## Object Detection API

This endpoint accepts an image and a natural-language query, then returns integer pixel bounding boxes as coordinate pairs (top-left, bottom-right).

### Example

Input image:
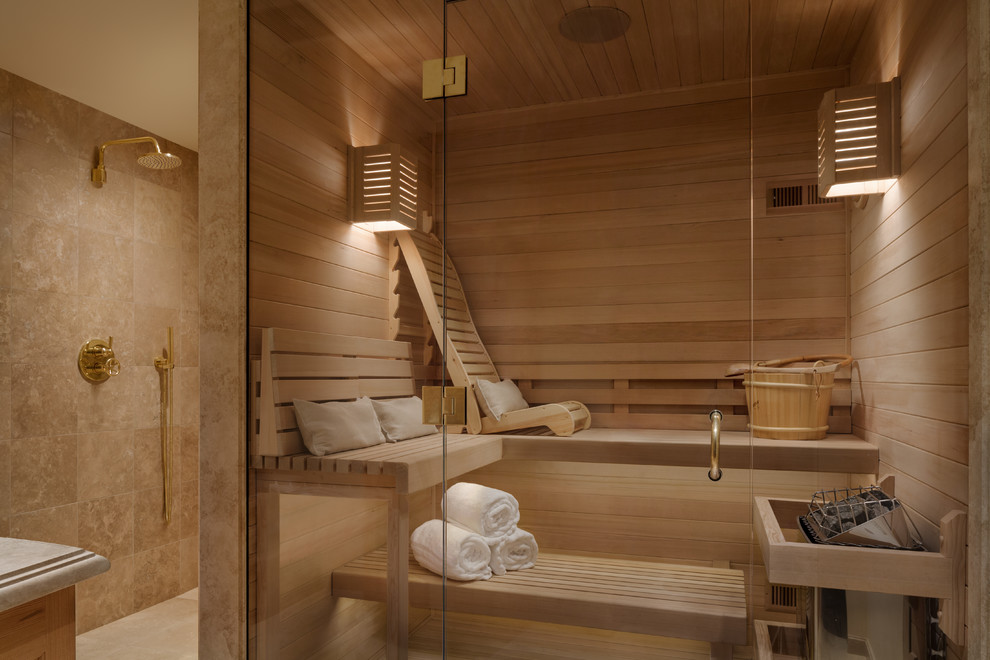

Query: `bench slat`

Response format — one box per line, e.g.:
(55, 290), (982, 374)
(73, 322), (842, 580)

(333, 548), (747, 645)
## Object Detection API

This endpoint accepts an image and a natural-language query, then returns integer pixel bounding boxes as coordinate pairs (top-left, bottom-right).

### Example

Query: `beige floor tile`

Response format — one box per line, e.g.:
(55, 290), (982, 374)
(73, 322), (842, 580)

(76, 588), (197, 660)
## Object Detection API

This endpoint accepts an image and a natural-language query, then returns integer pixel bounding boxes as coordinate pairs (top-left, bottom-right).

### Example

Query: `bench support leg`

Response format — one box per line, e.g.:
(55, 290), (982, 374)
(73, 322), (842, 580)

(257, 486), (280, 659)
(386, 492), (409, 660)
(710, 642), (733, 660)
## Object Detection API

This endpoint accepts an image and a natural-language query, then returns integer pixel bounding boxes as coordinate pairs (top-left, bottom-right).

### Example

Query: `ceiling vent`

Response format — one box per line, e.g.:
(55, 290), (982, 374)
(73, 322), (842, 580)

(766, 179), (844, 215)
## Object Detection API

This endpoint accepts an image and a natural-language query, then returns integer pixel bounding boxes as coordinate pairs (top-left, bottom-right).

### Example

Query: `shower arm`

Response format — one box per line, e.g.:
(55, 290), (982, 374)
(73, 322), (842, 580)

(92, 136), (167, 184)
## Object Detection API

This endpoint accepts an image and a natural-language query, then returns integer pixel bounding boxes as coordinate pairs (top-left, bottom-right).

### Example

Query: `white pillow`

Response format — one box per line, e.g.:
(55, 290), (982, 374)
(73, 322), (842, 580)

(475, 379), (529, 421)
(292, 397), (385, 456)
(370, 396), (438, 442)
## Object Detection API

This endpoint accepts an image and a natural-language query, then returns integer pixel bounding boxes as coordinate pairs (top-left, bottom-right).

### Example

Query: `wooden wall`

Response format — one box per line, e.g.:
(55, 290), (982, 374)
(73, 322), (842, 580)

(848, 0), (970, 654)
(443, 68), (852, 432)
(248, 0), (438, 657)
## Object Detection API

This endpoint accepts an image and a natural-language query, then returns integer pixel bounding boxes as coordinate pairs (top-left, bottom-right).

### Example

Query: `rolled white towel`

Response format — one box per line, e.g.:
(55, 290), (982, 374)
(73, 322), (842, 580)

(411, 519), (492, 581)
(443, 482), (520, 539)
(488, 527), (538, 576)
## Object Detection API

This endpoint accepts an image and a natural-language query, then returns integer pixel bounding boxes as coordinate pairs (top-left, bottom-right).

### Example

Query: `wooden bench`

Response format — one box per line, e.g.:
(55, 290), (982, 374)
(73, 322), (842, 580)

(333, 548), (747, 657)
(252, 327), (878, 659)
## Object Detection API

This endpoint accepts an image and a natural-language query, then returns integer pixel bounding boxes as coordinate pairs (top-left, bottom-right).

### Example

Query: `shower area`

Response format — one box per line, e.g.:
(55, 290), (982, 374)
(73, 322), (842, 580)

(247, 0), (970, 658)
(0, 68), (200, 634)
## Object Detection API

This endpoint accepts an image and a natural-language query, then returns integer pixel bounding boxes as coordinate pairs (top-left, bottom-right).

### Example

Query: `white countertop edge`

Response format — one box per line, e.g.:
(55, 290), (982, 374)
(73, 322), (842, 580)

(0, 538), (110, 612)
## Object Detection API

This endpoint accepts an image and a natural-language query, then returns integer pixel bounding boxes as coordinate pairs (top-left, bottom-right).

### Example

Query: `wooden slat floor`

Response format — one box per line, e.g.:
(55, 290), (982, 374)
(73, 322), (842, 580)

(374, 612), (743, 659)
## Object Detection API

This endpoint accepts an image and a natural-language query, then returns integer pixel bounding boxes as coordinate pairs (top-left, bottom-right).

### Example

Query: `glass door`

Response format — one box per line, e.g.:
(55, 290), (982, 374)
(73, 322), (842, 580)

(438, 1), (756, 656)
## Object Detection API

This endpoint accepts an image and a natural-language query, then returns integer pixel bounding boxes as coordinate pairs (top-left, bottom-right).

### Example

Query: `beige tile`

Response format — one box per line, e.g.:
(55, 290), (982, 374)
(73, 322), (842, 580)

(76, 104), (143, 171)
(76, 554), (134, 634)
(181, 247), (199, 313)
(0, 132), (11, 212)
(77, 233), (134, 303)
(77, 591), (197, 659)
(179, 310), (199, 368)
(133, 485), (179, 553)
(73, 297), (134, 368)
(131, 365), (162, 430)
(12, 75), (79, 156)
(11, 212), (78, 293)
(0, 439), (9, 536)
(180, 478), (198, 540)
(9, 289), (77, 362)
(134, 178), (182, 248)
(78, 493), (133, 560)
(77, 430), (134, 501)
(10, 503), (78, 546)
(10, 435), (76, 513)
(133, 427), (165, 493)
(0, 210), (11, 287)
(178, 425), (198, 483)
(79, 164), (136, 237)
(174, 366), (200, 427)
(0, 290), (8, 360)
(179, 536), (198, 593)
(133, 542), (180, 612)
(76, 358), (137, 434)
(0, 69), (11, 134)
(12, 137), (81, 226)
(0, 362), (9, 440)
(134, 305), (180, 368)
(10, 363), (78, 438)
(133, 241), (181, 310)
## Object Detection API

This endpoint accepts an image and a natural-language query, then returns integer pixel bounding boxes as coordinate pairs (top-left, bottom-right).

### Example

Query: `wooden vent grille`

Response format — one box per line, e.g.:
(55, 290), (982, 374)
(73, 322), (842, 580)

(349, 144), (418, 231)
(766, 583), (800, 613)
(766, 180), (844, 214)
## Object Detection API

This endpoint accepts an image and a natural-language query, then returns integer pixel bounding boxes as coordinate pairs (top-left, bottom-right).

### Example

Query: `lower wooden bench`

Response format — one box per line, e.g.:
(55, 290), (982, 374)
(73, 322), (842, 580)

(333, 547), (748, 659)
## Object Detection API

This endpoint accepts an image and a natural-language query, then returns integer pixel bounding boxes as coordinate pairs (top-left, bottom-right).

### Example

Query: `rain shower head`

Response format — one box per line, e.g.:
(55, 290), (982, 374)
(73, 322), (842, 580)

(92, 136), (182, 185)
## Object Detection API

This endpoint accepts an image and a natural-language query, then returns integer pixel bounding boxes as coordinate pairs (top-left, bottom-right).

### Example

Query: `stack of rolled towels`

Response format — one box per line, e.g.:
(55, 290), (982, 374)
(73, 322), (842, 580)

(410, 482), (538, 581)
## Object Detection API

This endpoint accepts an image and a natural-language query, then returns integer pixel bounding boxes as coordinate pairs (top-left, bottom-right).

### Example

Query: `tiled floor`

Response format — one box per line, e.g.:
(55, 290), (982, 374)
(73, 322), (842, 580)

(76, 589), (198, 660)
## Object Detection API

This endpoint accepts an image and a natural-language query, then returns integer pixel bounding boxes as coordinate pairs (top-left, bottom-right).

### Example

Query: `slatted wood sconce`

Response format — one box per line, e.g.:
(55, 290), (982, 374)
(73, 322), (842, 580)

(349, 144), (418, 232)
(817, 78), (900, 199)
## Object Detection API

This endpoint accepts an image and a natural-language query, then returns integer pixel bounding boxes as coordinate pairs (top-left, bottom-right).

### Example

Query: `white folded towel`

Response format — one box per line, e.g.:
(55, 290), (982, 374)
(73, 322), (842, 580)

(443, 482), (520, 539)
(488, 527), (539, 576)
(411, 519), (492, 581)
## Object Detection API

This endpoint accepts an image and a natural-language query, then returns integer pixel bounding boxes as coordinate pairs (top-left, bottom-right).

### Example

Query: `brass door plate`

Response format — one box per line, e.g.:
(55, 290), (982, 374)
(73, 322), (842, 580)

(422, 386), (467, 426)
(423, 55), (467, 100)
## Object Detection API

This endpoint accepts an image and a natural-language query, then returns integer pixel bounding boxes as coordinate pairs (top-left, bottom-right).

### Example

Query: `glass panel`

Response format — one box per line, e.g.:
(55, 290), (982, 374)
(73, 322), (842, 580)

(440, 1), (755, 656)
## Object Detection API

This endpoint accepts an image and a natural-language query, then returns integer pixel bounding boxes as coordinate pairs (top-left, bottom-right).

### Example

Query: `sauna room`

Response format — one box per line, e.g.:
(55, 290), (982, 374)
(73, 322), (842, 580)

(246, 0), (976, 658)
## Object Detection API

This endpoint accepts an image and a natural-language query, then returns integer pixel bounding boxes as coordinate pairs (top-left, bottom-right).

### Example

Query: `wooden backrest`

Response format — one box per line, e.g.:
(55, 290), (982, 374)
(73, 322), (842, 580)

(396, 231), (500, 388)
(254, 327), (417, 457)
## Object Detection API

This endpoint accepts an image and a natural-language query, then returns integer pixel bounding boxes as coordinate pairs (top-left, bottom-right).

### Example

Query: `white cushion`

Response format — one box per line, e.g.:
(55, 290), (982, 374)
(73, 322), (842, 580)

(475, 379), (529, 421)
(371, 396), (438, 442)
(292, 397), (385, 456)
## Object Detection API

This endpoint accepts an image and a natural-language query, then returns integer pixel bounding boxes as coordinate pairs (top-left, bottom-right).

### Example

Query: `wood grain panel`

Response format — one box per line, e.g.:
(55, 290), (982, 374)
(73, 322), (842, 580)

(847, 0), (969, 545)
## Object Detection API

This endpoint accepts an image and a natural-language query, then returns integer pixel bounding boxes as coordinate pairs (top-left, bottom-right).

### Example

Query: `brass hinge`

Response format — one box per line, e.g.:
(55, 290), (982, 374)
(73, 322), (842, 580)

(422, 386), (467, 426)
(423, 55), (467, 100)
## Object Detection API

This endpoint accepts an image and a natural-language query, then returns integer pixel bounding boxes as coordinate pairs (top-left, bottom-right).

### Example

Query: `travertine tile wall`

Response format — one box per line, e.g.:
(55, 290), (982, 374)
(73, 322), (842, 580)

(0, 67), (199, 633)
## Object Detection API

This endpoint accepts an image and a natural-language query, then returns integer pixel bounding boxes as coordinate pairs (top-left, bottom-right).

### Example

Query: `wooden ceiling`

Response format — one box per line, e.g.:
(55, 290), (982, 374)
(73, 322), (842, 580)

(296, 0), (878, 116)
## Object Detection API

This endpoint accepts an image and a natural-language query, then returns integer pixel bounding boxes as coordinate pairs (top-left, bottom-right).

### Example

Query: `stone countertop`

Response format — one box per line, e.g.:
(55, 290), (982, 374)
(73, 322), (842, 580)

(0, 537), (110, 611)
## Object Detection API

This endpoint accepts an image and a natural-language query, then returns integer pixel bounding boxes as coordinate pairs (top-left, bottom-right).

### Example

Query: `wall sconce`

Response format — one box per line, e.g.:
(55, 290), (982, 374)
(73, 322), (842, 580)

(348, 144), (418, 232)
(817, 78), (900, 198)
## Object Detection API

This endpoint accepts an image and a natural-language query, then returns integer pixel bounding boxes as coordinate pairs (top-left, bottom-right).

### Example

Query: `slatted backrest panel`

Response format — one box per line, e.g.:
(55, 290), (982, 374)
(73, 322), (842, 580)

(255, 327), (417, 456)
(397, 231), (501, 388)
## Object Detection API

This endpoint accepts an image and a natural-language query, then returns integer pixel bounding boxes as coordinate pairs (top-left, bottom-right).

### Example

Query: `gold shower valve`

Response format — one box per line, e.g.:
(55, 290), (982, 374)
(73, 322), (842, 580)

(78, 337), (121, 383)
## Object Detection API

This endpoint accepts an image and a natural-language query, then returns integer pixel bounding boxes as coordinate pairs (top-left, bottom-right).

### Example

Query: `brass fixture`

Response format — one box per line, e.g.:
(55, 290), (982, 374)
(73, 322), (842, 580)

(422, 54), (467, 100)
(708, 409), (723, 482)
(91, 136), (182, 186)
(422, 386), (467, 426)
(154, 327), (175, 523)
(78, 337), (121, 383)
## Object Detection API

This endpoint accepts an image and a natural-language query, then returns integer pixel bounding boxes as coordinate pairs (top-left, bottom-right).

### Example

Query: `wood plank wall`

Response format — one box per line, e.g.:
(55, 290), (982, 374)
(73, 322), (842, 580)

(848, 1), (969, 655)
(248, 0), (439, 657)
(442, 68), (853, 432)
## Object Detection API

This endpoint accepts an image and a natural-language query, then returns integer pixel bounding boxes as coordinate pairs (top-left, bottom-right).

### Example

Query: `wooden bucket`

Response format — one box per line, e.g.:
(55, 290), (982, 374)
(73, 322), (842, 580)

(728, 355), (852, 440)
